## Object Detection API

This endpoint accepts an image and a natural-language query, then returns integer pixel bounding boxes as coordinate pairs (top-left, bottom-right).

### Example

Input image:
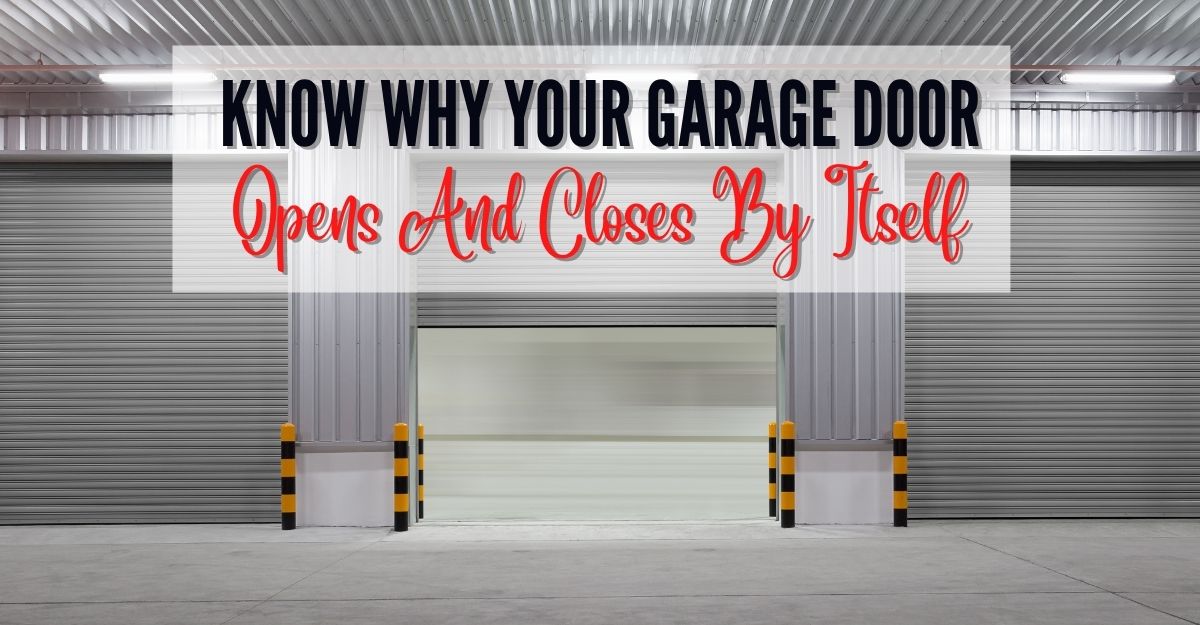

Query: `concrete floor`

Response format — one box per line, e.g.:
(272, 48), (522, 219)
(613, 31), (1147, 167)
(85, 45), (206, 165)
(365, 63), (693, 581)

(1, 521), (1199, 625)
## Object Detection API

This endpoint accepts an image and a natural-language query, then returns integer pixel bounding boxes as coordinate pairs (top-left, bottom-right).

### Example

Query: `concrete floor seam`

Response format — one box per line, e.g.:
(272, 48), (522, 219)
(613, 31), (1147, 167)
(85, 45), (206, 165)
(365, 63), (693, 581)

(958, 536), (1200, 625)
(213, 534), (388, 625)
(1115, 595), (1200, 625)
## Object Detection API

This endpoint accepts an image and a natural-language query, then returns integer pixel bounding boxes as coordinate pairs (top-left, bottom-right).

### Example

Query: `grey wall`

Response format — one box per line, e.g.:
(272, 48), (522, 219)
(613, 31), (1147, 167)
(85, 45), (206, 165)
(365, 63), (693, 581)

(288, 293), (415, 443)
(778, 294), (903, 441)
(773, 146), (905, 442)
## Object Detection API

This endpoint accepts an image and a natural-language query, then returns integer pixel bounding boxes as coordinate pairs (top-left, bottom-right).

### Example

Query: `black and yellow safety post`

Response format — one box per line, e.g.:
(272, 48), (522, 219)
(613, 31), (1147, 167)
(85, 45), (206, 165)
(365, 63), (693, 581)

(893, 420), (908, 527)
(780, 420), (796, 528)
(768, 422), (778, 518)
(417, 424), (425, 520)
(280, 423), (296, 531)
(393, 422), (410, 532)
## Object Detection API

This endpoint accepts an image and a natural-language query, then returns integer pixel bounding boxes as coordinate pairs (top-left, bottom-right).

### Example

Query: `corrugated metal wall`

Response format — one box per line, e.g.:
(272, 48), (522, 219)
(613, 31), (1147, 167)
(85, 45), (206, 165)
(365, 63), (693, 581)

(0, 161), (288, 524)
(779, 294), (902, 441)
(287, 143), (418, 444)
(4, 109), (1198, 154)
(1010, 108), (1199, 153)
(2, 114), (171, 152)
(4, 110), (1195, 505)
(288, 293), (415, 443)
(906, 158), (1200, 518)
(775, 147), (904, 441)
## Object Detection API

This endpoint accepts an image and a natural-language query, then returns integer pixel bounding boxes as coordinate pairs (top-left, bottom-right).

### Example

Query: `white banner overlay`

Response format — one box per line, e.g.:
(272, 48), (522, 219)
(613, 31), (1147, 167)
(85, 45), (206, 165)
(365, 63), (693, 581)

(171, 46), (1010, 293)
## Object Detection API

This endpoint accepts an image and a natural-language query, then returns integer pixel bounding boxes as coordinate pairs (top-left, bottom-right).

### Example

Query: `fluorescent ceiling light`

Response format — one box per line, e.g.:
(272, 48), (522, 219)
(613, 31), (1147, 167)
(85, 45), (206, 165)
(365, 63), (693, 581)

(585, 69), (700, 84)
(99, 70), (217, 85)
(1059, 71), (1176, 85)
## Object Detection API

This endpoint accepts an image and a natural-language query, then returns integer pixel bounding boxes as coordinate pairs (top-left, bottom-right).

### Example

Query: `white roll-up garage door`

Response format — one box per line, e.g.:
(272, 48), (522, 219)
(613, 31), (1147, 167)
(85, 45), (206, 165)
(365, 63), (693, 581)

(0, 161), (288, 524)
(418, 326), (774, 520)
(906, 158), (1200, 518)
(414, 158), (777, 327)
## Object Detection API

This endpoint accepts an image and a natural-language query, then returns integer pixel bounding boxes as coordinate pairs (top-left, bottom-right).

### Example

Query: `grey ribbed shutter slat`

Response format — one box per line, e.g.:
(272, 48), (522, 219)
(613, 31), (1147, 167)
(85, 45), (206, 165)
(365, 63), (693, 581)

(906, 159), (1200, 518)
(414, 160), (776, 327)
(0, 161), (288, 524)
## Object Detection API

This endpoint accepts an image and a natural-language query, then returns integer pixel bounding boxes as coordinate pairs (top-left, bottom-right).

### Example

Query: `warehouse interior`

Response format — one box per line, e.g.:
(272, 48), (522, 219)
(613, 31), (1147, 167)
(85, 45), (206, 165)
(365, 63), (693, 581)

(0, 0), (1196, 526)
(0, 1), (1199, 624)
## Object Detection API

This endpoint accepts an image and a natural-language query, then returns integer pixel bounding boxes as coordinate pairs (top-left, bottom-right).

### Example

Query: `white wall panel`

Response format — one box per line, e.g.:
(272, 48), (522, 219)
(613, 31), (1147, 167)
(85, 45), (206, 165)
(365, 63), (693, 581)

(1009, 109), (1200, 153)
(296, 450), (392, 527)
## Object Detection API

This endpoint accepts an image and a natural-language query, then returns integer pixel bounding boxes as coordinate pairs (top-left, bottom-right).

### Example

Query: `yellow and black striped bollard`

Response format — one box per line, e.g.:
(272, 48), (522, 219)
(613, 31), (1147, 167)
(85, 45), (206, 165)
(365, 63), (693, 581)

(394, 423), (410, 532)
(780, 420), (796, 528)
(280, 423), (296, 530)
(768, 422), (777, 518)
(417, 424), (425, 520)
(893, 420), (908, 527)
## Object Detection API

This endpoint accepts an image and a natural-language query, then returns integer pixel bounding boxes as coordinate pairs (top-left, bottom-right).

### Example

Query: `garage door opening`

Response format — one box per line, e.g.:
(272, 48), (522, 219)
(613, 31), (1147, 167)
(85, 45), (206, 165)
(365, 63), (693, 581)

(417, 327), (775, 521)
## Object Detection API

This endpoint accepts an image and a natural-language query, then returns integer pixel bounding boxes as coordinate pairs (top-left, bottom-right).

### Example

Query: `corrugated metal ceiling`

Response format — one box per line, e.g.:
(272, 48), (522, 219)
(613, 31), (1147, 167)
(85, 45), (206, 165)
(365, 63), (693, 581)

(0, 0), (1198, 85)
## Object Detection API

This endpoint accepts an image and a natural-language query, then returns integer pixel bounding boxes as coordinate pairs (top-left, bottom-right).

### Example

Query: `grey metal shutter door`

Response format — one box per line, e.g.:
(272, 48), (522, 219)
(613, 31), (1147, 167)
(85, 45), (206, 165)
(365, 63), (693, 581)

(0, 161), (288, 524)
(414, 160), (776, 327)
(906, 158), (1200, 518)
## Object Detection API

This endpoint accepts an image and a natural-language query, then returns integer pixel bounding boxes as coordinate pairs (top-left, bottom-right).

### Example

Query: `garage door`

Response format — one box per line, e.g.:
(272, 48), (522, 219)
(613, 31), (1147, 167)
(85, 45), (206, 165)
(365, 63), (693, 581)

(414, 159), (777, 327)
(906, 158), (1200, 518)
(417, 326), (774, 520)
(0, 161), (288, 524)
